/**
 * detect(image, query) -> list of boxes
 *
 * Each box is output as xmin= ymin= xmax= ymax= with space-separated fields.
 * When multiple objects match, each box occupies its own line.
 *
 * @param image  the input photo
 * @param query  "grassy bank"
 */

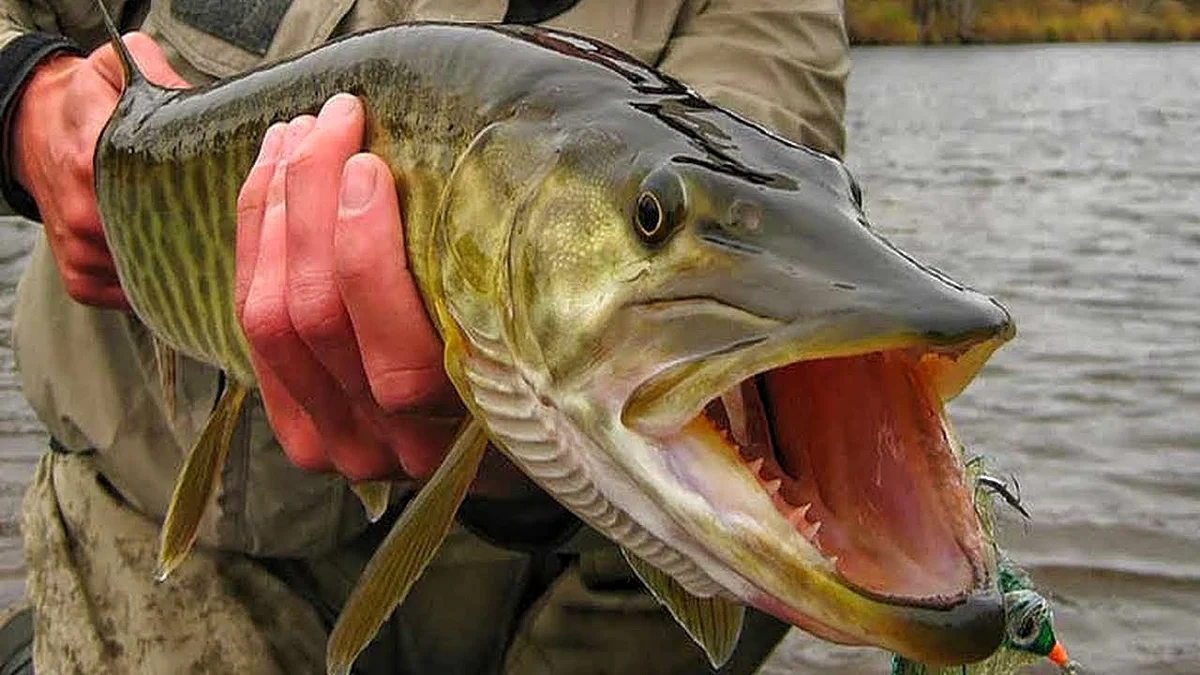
xmin=847 ymin=0 xmax=1200 ymax=44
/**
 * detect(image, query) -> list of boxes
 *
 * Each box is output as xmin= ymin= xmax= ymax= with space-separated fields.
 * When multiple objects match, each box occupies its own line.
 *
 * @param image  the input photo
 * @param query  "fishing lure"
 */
xmin=889 ymin=557 xmax=1076 ymax=675
xmin=890 ymin=458 xmax=1082 ymax=675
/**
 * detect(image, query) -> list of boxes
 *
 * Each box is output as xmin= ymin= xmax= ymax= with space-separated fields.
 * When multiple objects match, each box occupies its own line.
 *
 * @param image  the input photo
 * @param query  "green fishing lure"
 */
xmin=889 ymin=460 xmax=1079 ymax=675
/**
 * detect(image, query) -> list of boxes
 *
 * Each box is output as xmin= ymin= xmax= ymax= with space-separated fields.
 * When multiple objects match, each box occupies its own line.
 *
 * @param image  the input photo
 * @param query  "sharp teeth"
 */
xmin=763 ymin=478 xmax=781 ymax=495
xmin=787 ymin=503 xmax=811 ymax=526
xmin=721 ymin=385 xmax=748 ymax=446
xmin=829 ymin=555 xmax=840 ymax=570
xmin=801 ymin=520 xmax=821 ymax=540
xmin=746 ymin=457 xmax=764 ymax=475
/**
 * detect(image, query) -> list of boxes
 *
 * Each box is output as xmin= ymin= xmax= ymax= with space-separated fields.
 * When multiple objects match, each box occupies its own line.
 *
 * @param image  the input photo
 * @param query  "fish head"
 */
xmin=502 ymin=100 xmax=1014 ymax=666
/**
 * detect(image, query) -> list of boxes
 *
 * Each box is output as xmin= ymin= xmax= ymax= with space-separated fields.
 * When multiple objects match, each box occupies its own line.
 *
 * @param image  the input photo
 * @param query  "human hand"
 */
xmin=234 ymin=93 xmax=467 ymax=484
xmin=11 ymin=33 xmax=189 ymax=309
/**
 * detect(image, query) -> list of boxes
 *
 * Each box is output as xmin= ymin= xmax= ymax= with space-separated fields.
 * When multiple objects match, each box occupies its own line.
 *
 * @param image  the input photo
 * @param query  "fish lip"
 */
xmin=757 ymin=583 xmax=1006 ymax=665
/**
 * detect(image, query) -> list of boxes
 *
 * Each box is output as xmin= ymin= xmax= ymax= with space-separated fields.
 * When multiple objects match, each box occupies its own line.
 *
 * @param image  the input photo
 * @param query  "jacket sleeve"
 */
xmin=656 ymin=0 xmax=850 ymax=158
xmin=0 ymin=1 xmax=49 ymax=49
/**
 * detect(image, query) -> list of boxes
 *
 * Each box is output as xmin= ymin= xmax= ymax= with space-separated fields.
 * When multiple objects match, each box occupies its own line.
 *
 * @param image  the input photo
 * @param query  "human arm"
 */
xmin=0 ymin=16 xmax=188 ymax=307
xmin=0 ymin=14 xmax=475 ymax=490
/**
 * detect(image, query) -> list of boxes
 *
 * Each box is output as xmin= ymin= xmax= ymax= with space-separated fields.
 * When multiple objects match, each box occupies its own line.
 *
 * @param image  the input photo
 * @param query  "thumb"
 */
xmin=90 ymin=32 xmax=191 ymax=91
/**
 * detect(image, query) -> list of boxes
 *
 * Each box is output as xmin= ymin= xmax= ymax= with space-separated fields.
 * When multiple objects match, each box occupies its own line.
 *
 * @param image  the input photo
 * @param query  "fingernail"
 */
xmin=320 ymin=93 xmax=361 ymax=123
xmin=256 ymin=123 xmax=286 ymax=165
xmin=340 ymin=156 xmax=377 ymax=211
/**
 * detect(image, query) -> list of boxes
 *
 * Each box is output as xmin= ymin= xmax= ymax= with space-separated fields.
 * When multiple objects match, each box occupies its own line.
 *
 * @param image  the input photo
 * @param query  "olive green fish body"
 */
xmin=95 ymin=20 xmax=1021 ymax=668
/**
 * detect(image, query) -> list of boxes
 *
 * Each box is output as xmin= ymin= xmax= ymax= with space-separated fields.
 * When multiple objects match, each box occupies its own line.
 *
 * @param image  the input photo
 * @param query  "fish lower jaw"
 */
xmin=692 ymin=350 xmax=990 ymax=607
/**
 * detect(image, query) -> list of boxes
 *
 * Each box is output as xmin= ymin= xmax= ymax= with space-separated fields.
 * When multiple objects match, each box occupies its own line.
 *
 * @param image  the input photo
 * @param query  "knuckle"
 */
xmin=335 ymin=464 xmax=379 ymax=484
xmin=58 ymin=199 xmax=98 ymax=234
xmin=59 ymin=269 xmax=105 ymax=305
xmin=369 ymin=366 xmax=450 ymax=412
xmin=59 ymin=237 xmax=105 ymax=270
xmin=333 ymin=248 xmax=373 ymax=287
xmin=239 ymin=296 xmax=294 ymax=349
xmin=61 ymin=278 xmax=91 ymax=303
xmin=286 ymin=282 xmax=345 ymax=344
xmin=285 ymin=144 xmax=323 ymax=175
xmin=332 ymin=451 xmax=393 ymax=484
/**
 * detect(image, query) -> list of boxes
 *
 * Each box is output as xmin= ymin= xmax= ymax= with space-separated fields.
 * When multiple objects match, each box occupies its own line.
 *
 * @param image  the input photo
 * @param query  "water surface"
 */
xmin=766 ymin=43 xmax=1200 ymax=675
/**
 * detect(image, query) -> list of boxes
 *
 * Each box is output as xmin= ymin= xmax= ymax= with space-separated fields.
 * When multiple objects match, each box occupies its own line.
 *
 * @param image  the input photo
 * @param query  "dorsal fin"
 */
xmin=93 ymin=0 xmax=146 ymax=87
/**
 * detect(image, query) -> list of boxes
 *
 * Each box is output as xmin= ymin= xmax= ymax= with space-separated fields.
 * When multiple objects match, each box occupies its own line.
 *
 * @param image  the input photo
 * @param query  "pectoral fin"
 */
xmin=350 ymin=480 xmax=391 ymax=523
xmin=622 ymin=548 xmax=745 ymax=669
xmin=152 ymin=337 xmax=177 ymax=420
xmin=325 ymin=417 xmax=488 ymax=675
xmin=156 ymin=380 xmax=248 ymax=581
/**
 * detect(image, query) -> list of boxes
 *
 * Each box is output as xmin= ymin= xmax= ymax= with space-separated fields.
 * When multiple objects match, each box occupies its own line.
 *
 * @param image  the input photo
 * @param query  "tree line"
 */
xmin=847 ymin=0 xmax=1200 ymax=43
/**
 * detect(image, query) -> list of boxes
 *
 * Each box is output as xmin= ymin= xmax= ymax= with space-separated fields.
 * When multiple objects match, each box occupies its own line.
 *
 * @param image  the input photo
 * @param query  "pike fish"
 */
xmin=91 ymin=2 xmax=1017 ymax=672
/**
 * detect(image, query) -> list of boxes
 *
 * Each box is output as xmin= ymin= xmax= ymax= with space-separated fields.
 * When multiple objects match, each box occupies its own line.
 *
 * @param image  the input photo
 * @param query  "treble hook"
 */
xmin=978 ymin=474 xmax=1031 ymax=520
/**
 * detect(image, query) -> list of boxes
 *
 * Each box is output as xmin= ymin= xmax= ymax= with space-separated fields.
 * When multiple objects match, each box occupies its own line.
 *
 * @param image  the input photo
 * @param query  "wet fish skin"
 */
xmin=93 ymin=15 xmax=1014 ymax=668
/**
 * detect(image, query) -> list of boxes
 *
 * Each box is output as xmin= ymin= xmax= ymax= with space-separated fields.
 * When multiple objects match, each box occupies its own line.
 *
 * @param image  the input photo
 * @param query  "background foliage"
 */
xmin=846 ymin=0 xmax=1200 ymax=43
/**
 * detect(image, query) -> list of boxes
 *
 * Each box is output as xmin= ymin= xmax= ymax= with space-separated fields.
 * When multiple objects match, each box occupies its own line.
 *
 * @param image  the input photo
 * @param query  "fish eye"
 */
xmin=635 ymin=191 xmax=666 ymax=241
xmin=1013 ymin=616 xmax=1038 ymax=644
xmin=1003 ymin=590 xmax=1050 ymax=648
xmin=632 ymin=168 xmax=686 ymax=246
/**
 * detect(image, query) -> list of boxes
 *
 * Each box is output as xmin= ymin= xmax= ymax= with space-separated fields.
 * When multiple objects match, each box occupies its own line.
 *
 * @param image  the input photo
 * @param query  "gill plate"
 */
xmin=458 ymin=326 xmax=721 ymax=596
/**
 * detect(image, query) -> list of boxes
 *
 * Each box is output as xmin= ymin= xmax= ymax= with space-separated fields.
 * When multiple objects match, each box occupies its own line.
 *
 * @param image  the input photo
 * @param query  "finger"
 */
xmin=51 ymin=226 xmax=113 ymax=271
xmin=121 ymin=33 xmax=191 ymax=88
xmin=241 ymin=120 xmax=325 ymax=406
xmin=248 ymin=347 xmax=332 ymax=473
xmin=255 ymin=344 xmax=402 ymax=481
xmin=378 ymin=414 xmax=462 ymax=480
xmin=239 ymin=118 xmax=397 ymax=480
xmin=255 ymin=343 xmax=403 ymax=481
xmin=334 ymin=154 xmax=456 ymax=413
xmin=88 ymin=284 xmax=132 ymax=311
xmin=58 ymin=266 xmax=130 ymax=310
xmin=284 ymin=94 xmax=370 ymax=395
xmin=91 ymin=32 xmax=191 ymax=91
xmin=235 ymin=123 xmax=286 ymax=316
xmin=54 ymin=192 xmax=107 ymax=243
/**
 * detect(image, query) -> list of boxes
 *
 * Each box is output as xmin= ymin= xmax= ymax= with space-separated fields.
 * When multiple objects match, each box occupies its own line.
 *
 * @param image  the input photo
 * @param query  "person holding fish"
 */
xmin=0 ymin=0 xmax=852 ymax=673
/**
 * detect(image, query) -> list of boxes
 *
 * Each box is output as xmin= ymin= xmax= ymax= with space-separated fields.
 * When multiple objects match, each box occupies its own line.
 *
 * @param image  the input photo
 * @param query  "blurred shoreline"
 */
xmin=847 ymin=0 xmax=1200 ymax=45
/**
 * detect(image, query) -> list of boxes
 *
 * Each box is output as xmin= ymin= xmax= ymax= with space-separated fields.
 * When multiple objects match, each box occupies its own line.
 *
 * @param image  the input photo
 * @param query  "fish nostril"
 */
xmin=726 ymin=200 xmax=762 ymax=234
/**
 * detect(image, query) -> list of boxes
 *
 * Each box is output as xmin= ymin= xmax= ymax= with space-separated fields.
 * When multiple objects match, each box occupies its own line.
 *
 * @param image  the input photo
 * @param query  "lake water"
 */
xmin=765 ymin=44 xmax=1200 ymax=675
xmin=0 ymin=44 xmax=1197 ymax=674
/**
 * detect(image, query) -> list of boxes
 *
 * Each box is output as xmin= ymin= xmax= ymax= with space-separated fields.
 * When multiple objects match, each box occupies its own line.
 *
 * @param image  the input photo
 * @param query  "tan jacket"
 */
xmin=3 ymin=0 xmax=849 ymax=558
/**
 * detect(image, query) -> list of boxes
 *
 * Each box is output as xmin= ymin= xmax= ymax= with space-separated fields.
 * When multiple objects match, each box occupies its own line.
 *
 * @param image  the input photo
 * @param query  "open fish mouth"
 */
xmin=622 ymin=323 xmax=1012 ymax=660
xmin=701 ymin=347 xmax=984 ymax=607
